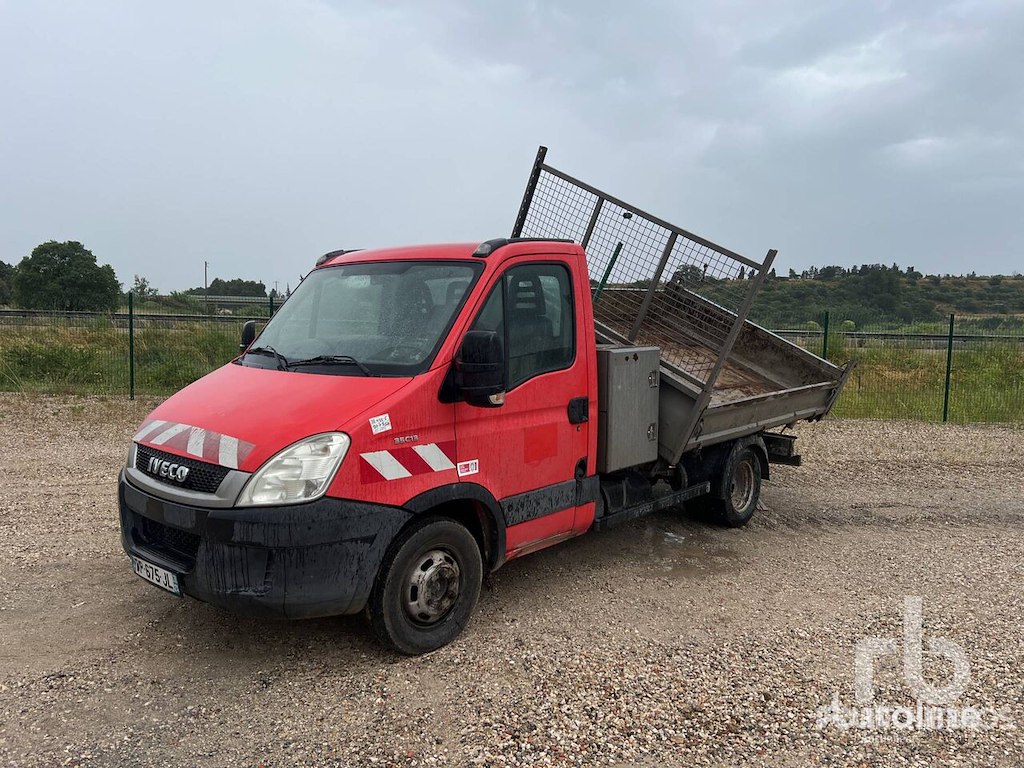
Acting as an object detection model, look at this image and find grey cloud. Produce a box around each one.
[0,0,1020,292]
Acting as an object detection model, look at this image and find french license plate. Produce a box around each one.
[130,555,181,596]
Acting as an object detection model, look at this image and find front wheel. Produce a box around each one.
[368,517,483,655]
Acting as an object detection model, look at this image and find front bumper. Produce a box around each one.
[118,471,412,618]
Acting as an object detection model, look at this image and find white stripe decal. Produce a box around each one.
[413,443,456,472]
[186,428,207,457]
[361,451,413,480]
[152,422,190,445]
[218,435,239,469]
[133,420,167,442]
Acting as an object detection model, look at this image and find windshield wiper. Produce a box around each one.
[246,345,289,371]
[287,355,375,376]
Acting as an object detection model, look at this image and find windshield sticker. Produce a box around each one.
[369,413,392,435]
[457,459,479,477]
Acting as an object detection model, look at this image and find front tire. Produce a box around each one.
[368,517,483,655]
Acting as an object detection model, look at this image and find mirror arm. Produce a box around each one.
[240,320,257,352]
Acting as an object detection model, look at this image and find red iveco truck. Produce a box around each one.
[119,147,850,653]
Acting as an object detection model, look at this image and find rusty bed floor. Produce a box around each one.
[626,333,786,406]
[660,340,784,406]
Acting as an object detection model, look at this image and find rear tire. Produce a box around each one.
[368,517,483,655]
[706,446,761,527]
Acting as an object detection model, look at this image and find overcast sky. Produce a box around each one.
[1,0,1021,292]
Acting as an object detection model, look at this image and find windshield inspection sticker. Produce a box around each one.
[457,459,479,477]
[369,413,392,435]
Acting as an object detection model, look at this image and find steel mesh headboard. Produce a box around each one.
[512,146,775,391]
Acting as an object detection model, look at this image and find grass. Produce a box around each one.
[807,339,1024,423]
[0,318,240,395]
[1,316,1021,423]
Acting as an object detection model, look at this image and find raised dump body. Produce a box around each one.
[512,146,851,465]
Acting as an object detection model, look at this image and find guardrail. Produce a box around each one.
[0,308,266,324]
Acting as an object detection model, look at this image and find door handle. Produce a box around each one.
[567,396,589,425]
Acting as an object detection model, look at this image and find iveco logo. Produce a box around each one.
[147,456,190,484]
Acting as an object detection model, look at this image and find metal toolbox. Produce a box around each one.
[596,345,660,473]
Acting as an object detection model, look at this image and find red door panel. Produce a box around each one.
[453,258,589,558]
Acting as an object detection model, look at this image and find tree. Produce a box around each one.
[188,277,267,297]
[131,274,159,299]
[817,266,846,281]
[12,241,121,311]
[0,260,13,305]
[670,264,705,286]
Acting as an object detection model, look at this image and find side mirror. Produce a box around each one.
[455,330,505,407]
[240,320,257,352]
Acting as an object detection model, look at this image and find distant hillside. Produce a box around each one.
[738,264,1024,328]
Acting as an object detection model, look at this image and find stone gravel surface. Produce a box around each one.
[1,393,1022,767]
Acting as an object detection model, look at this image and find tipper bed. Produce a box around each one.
[512,146,852,465]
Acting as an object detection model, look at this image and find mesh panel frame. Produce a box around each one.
[516,163,772,387]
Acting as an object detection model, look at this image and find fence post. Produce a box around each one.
[942,312,954,422]
[593,241,623,303]
[128,292,135,401]
[269,294,275,316]
[821,310,830,360]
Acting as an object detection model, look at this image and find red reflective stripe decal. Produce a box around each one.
[134,419,255,469]
[359,441,457,483]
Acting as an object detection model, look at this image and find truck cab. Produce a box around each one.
[120,239,602,654]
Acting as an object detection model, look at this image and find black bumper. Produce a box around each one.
[118,472,412,619]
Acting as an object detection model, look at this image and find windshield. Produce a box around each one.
[240,261,481,376]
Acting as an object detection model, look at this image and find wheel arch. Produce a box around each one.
[403,483,507,571]
[719,434,769,492]
[683,433,770,500]
[740,434,770,485]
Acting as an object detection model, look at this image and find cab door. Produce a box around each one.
[453,258,590,558]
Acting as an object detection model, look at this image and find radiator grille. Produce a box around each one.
[136,444,229,494]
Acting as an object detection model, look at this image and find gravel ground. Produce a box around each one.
[1,393,1022,767]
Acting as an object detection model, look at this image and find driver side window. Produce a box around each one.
[468,263,575,390]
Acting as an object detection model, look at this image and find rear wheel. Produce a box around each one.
[368,517,483,655]
[706,446,761,527]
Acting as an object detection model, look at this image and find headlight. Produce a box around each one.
[236,433,350,507]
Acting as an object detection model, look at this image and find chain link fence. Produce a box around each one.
[758,312,1024,423]
[0,294,275,396]
[1,297,1021,424]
